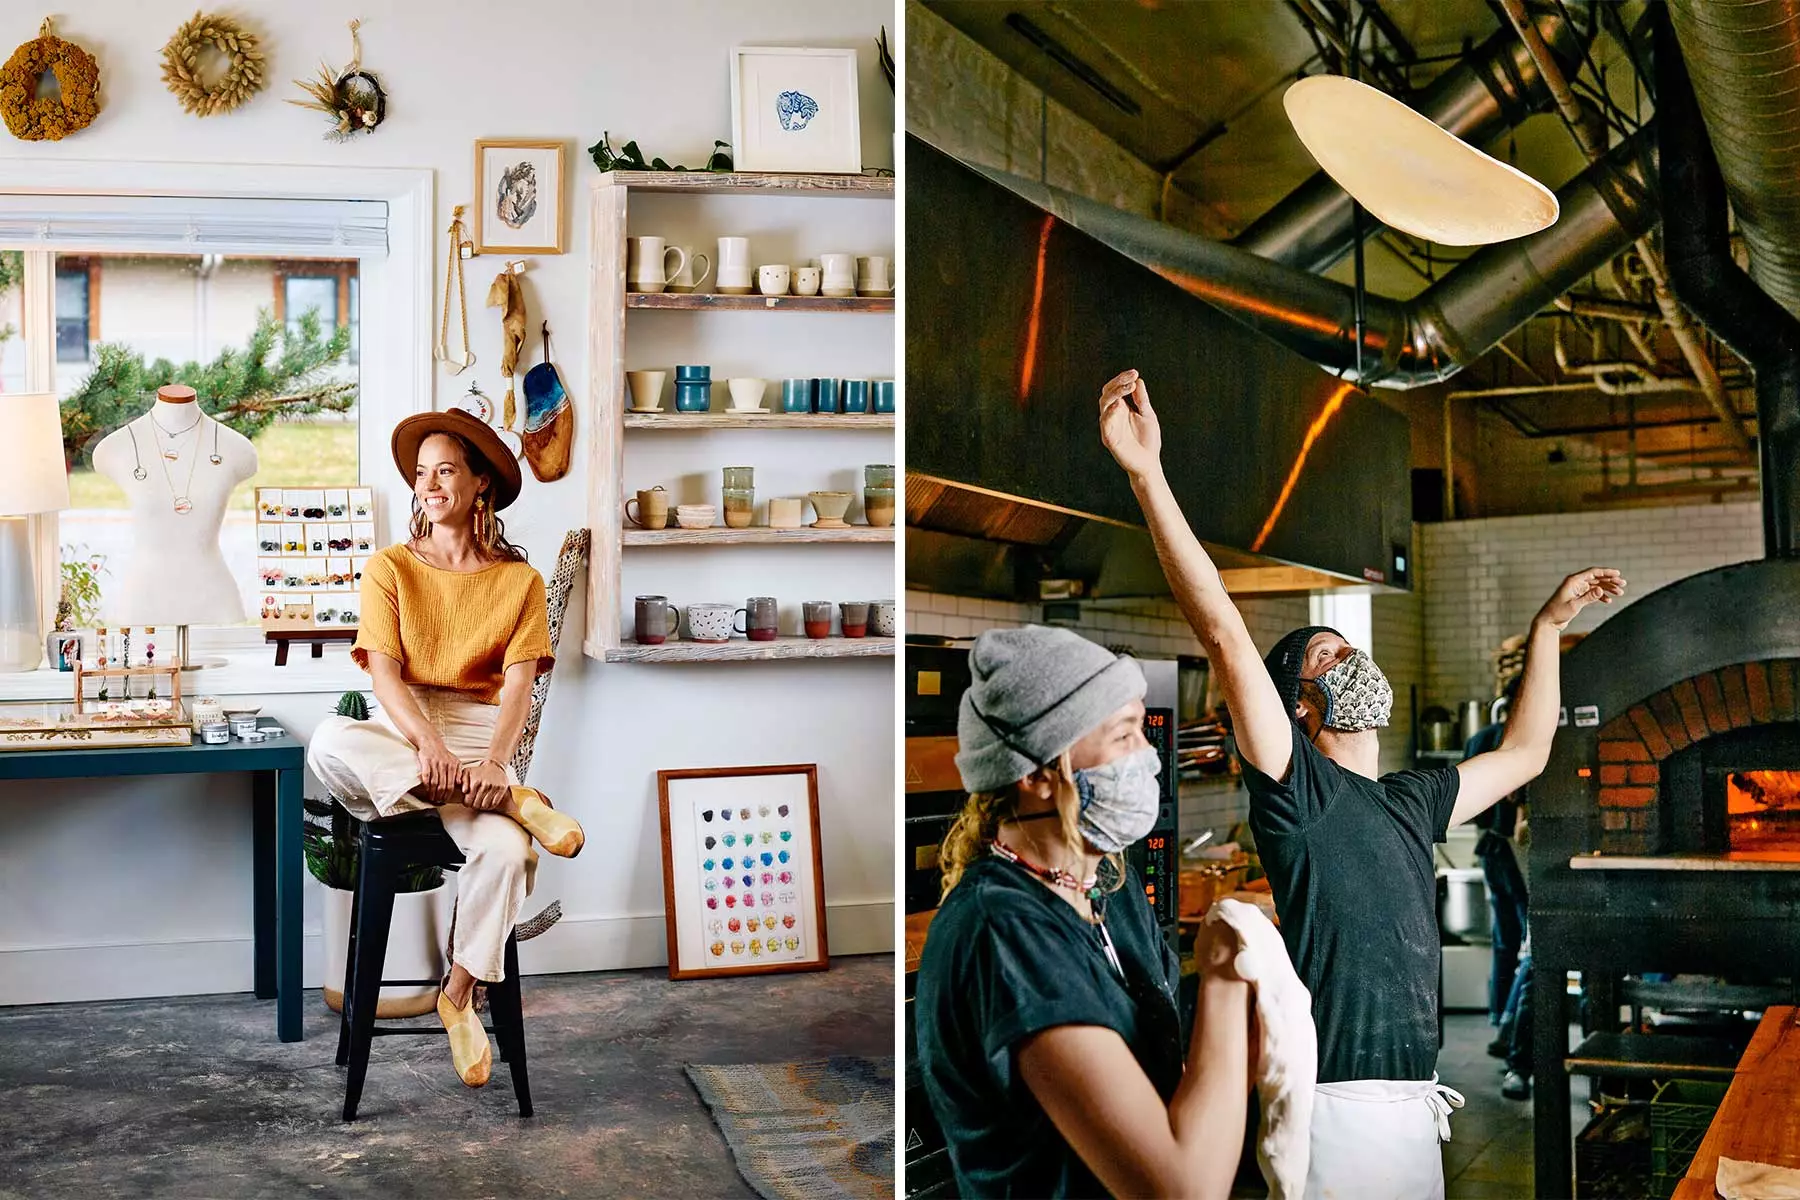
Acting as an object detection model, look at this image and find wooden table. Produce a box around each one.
[0,721,308,1042]
[1672,1006,1800,1199]
[263,625,356,666]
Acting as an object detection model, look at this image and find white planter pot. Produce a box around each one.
[322,883,449,1018]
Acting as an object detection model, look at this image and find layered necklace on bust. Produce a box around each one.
[125,405,223,515]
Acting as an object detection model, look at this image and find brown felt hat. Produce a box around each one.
[391,408,523,511]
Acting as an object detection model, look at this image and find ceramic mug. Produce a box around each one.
[734,596,778,642]
[803,600,833,639]
[635,595,680,645]
[793,266,821,296]
[768,497,803,528]
[727,378,766,411]
[757,265,791,296]
[840,601,870,638]
[667,248,712,293]
[627,237,686,294]
[674,380,711,412]
[716,237,752,294]
[675,364,711,380]
[626,486,670,530]
[842,379,870,413]
[687,603,734,643]
[871,600,896,637]
[781,378,813,413]
[873,379,896,414]
[855,255,892,294]
[813,378,841,414]
[626,370,667,412]
[819,252,856,297]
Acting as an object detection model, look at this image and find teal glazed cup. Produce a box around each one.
[675,364,711,381]
[781,378,813,413]
[873,379,895,413]
[813,378,841,414]
[842,379,870,413]
[674,380,712,412]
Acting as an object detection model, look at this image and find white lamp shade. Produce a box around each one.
[1283,74,1559,247]
[0,392,71,515]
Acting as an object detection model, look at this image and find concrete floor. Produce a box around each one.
[1438,1011,1590,1200]
[0,955,894,1200]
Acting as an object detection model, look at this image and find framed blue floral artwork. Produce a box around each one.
[730,47,863,174]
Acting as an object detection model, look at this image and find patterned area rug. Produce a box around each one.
[685,1056,895,1200]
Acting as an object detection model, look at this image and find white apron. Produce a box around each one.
[1302,1075,1464,1200]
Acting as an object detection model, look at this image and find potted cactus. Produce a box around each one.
[309,689,449,1017]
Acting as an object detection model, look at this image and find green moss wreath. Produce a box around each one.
[0,19,101,142]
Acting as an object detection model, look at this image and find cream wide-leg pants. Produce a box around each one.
[307,686,537,982]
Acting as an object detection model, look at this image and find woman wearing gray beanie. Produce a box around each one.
[914,624,1254,1198]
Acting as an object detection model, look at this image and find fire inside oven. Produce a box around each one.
[1724,769,1800,857]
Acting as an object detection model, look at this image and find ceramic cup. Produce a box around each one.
[873,379,896,413]
[870,600,896,637]
[768,496,803,528]
[757,264,791,296]
[674,364,711,380]
[793,266,821,297]
[803,600,833,639]
[675,503,716,530]
[840,601,870,638]
[627,237,686,294]
[781,378,813,413]
[716,237,752,294]
[842,379,870,413]
[855,255,893,295]
[727,378,767,411]
[809,490,853,528]
[626,486,670,530]
[687,603,734,643]
[626,370,667,412]
[734,596,779,642]
[723,466,754,529]
[635,595,680,645]
[813,378,841,414]
[819,252,856,297]
[674,380,712,412]
[864,464,895,527]
[667,248,712,294]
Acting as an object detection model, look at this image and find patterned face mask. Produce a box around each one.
[1073,746,1163,853]
[1314,649,1393,731]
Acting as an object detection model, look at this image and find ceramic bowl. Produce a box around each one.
[808,491,853,527]
[675,504,717,530]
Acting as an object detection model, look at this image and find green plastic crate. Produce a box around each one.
[1649,1079,1729,1198]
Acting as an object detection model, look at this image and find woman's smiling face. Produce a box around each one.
[414,432,488,529]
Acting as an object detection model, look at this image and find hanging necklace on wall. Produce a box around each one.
[434,204,475,373]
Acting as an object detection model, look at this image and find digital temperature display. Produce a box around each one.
[1126,706,1179,930]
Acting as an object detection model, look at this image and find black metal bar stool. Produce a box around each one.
[336,809,533,1120]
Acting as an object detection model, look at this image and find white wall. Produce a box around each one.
[1418,501,1764,709]
[0,0,896,1005]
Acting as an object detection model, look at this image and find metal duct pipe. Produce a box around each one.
[1233,9,1591,273]
[1667,0,1800,320]
[970,126,1657,389]
[1656,10,1800,558]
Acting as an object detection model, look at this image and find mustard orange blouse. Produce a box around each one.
[351,544,552,704]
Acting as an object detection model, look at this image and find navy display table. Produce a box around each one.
[0,720,307,1041]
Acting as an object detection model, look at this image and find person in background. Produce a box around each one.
[914,625,1262,1199]
[1461,674,1529,1052]
[1495,944,1535,1100]
[1097,367,1623,1199]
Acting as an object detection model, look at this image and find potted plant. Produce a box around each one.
[49,545,107,668]
[307,690,449,1017]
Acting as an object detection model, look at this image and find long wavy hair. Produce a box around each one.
[407,431,528,563]
[938,752,1124,900]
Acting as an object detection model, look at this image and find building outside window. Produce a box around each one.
[54,261,90,363]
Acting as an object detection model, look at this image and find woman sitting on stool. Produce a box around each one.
[309,408,584,1089]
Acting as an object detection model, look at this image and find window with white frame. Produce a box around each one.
[0,193,389,656]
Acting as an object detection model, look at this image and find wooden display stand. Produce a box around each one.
[262,622,358,665]
[72,660,182,715]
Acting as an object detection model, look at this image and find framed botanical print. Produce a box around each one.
[473,138,566,254]
[658,764,829,980]
[729,47,862,174]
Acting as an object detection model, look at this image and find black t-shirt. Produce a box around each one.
[914,856,1183,1198]
[1243,723,1460,1083]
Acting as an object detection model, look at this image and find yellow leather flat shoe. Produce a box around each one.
[436,986,492,1088]
[512,787,585,858]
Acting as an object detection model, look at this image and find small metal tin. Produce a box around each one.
[230,715,260,739]
[241,730,265,743]
[261,724,286,739]
[199,721,230,745]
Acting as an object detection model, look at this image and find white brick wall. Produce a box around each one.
[1418,501,1763,708]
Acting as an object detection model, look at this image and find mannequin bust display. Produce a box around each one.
[90,385,258,625]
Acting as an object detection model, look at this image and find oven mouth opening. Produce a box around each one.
[1724,769,1800,858]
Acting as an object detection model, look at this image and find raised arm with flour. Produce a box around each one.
[1098,368,1624,1200]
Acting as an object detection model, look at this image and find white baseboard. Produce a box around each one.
[0,900,896,1007]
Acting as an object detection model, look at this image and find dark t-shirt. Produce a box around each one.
[914,856,1183,1198]
[1243,724,1460,1083]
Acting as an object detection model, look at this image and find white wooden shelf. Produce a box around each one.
[623,525,894,547]
[593,171,893,196]
[623,412,893,431]
[602,636,896,663]
[626,292,892,312]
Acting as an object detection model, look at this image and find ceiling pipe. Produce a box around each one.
[970,124,1657,389]
[1553,293,1661,322]
[1656,7,1800,558]
[1497,0,1754,458]
[1234,8,1592,274]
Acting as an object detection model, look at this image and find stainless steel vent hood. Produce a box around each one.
[906,136,1413,603]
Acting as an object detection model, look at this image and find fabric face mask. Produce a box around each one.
[1073,747,1163,853]
[1315,649,1393,731]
